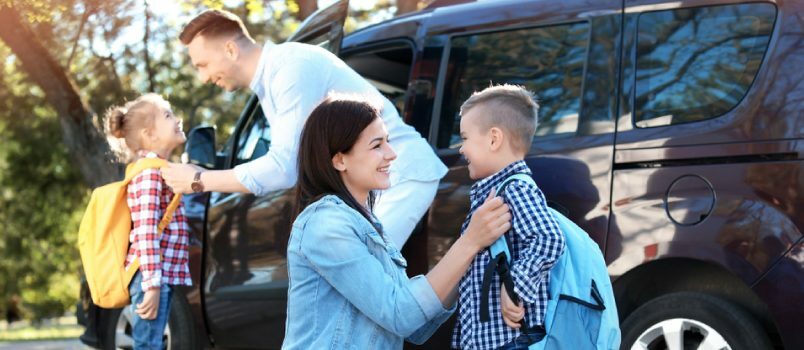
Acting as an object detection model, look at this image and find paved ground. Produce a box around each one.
[0,339,89,350]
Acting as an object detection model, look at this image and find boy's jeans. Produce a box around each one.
[129,272,172,350]
[498,325,547,350]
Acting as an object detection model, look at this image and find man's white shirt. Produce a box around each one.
[234,41,447,196]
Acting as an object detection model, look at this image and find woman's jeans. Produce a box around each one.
[498,325,547,350]
[129,272,172,350]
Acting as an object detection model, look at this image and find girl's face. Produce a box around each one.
[333,117,397,204]
[150,105,186,155]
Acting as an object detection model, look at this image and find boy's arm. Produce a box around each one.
[505,181,565,304]
[128,169,163,292]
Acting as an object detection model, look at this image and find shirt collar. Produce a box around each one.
[249,41,276,96]
[136,150,162,159]
[470,160,531,202]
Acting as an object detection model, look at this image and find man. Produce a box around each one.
[162,9,447,248]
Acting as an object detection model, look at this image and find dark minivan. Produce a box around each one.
[79,0,803,349]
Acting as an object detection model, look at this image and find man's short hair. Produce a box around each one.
[460,84,539,153]
[179,9,253,45]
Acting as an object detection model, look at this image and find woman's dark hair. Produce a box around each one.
[294,96,383,232]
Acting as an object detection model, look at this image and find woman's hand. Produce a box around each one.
[135,288,161,320]
[463,188,512,252]
[501,285,525,329]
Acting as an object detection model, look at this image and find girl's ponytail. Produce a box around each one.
[105,106,128,139]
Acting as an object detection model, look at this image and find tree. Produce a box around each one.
[0,4,120,188]
[396,0,419,16]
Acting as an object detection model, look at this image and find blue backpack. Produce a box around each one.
[484,173,621,350]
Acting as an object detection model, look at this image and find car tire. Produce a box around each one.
[100,293,199,350]
[621,292,772,350]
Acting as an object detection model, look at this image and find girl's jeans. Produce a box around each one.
[129,272,172,350]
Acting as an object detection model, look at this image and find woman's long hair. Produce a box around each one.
[294,97,383,233]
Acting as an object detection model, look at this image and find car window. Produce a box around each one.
[634,3,775,128]
[234,106,269,166]
[344,45,413,115]
[437,22,590,149]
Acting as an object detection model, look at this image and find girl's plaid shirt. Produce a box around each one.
[124,152,192,291]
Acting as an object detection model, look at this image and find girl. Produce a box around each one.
[105,93,191,349]
[283,97,512,349]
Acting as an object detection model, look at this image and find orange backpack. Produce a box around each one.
[77,158,182,308]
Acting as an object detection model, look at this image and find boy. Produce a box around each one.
[453,85,565,349]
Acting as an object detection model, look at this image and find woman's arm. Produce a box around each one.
[299,202,448,337]
[425,189,512,307]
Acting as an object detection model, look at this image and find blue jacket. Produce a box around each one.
[283,195,453,349]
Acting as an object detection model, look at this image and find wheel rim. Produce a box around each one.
[115,306,172,350]
[630,318,730,350]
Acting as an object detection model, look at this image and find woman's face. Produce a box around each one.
[333,117,397,204]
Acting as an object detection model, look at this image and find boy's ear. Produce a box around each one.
[489,127,504,151]
[332,152,346,172]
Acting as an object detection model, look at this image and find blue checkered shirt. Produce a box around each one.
[452,160,565,349]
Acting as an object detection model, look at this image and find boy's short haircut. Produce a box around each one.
[179,9,254,45]
[460,84,539,153]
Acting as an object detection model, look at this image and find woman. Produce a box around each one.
[282,97,512,349]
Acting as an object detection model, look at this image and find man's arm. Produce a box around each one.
[161,164,248,194]
[163,58,326,195]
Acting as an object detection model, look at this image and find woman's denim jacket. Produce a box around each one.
[282,195,454,349]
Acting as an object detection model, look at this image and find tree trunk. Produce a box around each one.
[296,0,318,21]
[143,0,156,92]
[0,5,120,188]
[396,0,419,16]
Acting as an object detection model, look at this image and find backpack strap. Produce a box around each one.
[123,158,183,283]
[479,173,535,324]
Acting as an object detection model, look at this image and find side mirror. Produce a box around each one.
[184,126,216,169]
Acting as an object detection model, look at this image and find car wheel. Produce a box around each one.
[101,293,198,350]
[621,292,772,350]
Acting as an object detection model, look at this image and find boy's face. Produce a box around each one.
[459,106,496,180]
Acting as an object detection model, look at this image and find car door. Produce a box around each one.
[202,1,348,348]
[426,0,623,268]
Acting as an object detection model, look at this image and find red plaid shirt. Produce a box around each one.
[125,152,192,291]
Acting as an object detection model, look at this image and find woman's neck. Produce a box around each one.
[343,182,369,209]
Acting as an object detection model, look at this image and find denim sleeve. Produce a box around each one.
[506,181,566,304]
[299,203,449,337]
[405,292,455,345]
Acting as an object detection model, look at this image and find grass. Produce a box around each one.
[0,316,83,341]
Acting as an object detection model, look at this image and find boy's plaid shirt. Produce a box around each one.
[125,152,192,292]
[452,160,565,349]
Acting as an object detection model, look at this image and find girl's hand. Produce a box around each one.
[463,188,511,251]
[135,288,161,320]
[501,285,525,329]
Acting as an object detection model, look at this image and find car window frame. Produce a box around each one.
[629,2,778,129]
[431,18,594,155]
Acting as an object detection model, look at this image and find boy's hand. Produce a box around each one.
[464,188,512,251]
[501,285,525,329]
[135,288,161,320]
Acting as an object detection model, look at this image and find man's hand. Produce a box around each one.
[463,188,512,251]
[161,163,204,194]
[135,288,161,320]
[501,285,525,329]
